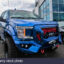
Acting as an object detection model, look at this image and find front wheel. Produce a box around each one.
[4,37,19,58]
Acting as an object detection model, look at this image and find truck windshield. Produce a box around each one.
[10,10,42,19]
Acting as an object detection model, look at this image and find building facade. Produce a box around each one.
[34,0,64,21]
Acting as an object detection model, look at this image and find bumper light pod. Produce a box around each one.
[20,44,32,49]
[25,45,28,48]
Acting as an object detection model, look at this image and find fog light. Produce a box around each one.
[20,44,32,49]
[21,44,24,47]
[25,45,28,48]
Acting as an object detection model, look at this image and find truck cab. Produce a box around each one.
[0,10,62,58]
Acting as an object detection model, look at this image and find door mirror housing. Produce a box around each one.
[0,17,3,21]
[0,17,6,22]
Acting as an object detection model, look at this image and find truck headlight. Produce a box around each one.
[16,26,33,39]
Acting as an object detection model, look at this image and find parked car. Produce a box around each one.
[58,22,64,44]
[0,10,62,58]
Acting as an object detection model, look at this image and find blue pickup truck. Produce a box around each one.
[0,10,62,58]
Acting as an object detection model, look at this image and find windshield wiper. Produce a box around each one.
[11,17,43,19]
[25,17,43,19]
[11,17,26,19]
[24,17,39,19]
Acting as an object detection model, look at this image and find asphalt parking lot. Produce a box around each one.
[0,42,64,58]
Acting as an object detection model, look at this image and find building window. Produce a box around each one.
[53,13,64,21]
[59,4,64,12]
[52,0,58,4]
[52,0,64,21]
[59,0,64,4]
[47,14,50,21]
[53,13,59,21]
[59,13,64,21]
[53,4,58,12]
[39,0,50,21]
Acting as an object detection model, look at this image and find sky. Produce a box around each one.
[0,0,35,14]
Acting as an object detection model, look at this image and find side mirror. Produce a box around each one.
[0,17,3,21]
[0,17,6,22]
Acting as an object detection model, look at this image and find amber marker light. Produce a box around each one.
[24,28,26,37]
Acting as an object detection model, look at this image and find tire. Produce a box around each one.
[4,37,19,58]
[0,41,6,58]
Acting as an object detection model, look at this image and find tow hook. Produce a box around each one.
[41,49,45,54]
[56,45,59,48]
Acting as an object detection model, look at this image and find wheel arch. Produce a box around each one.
[4,31,15,44]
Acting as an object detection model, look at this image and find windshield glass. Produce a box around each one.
[10,10,42,19]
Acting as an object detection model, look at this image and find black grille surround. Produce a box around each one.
[43,32,58,39]
[42,39,59,48]
[43,27,59,39]
[33,24,59,44]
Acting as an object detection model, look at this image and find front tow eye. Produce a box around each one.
[41,49,45,54]
[56,45,60,48]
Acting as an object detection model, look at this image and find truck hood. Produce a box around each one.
[10,19,58,26]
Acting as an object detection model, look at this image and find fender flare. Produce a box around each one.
[5,25,16,37]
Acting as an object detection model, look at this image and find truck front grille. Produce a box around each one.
[42,27,58,39]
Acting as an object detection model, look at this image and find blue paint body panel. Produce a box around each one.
[0,13,62,54]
